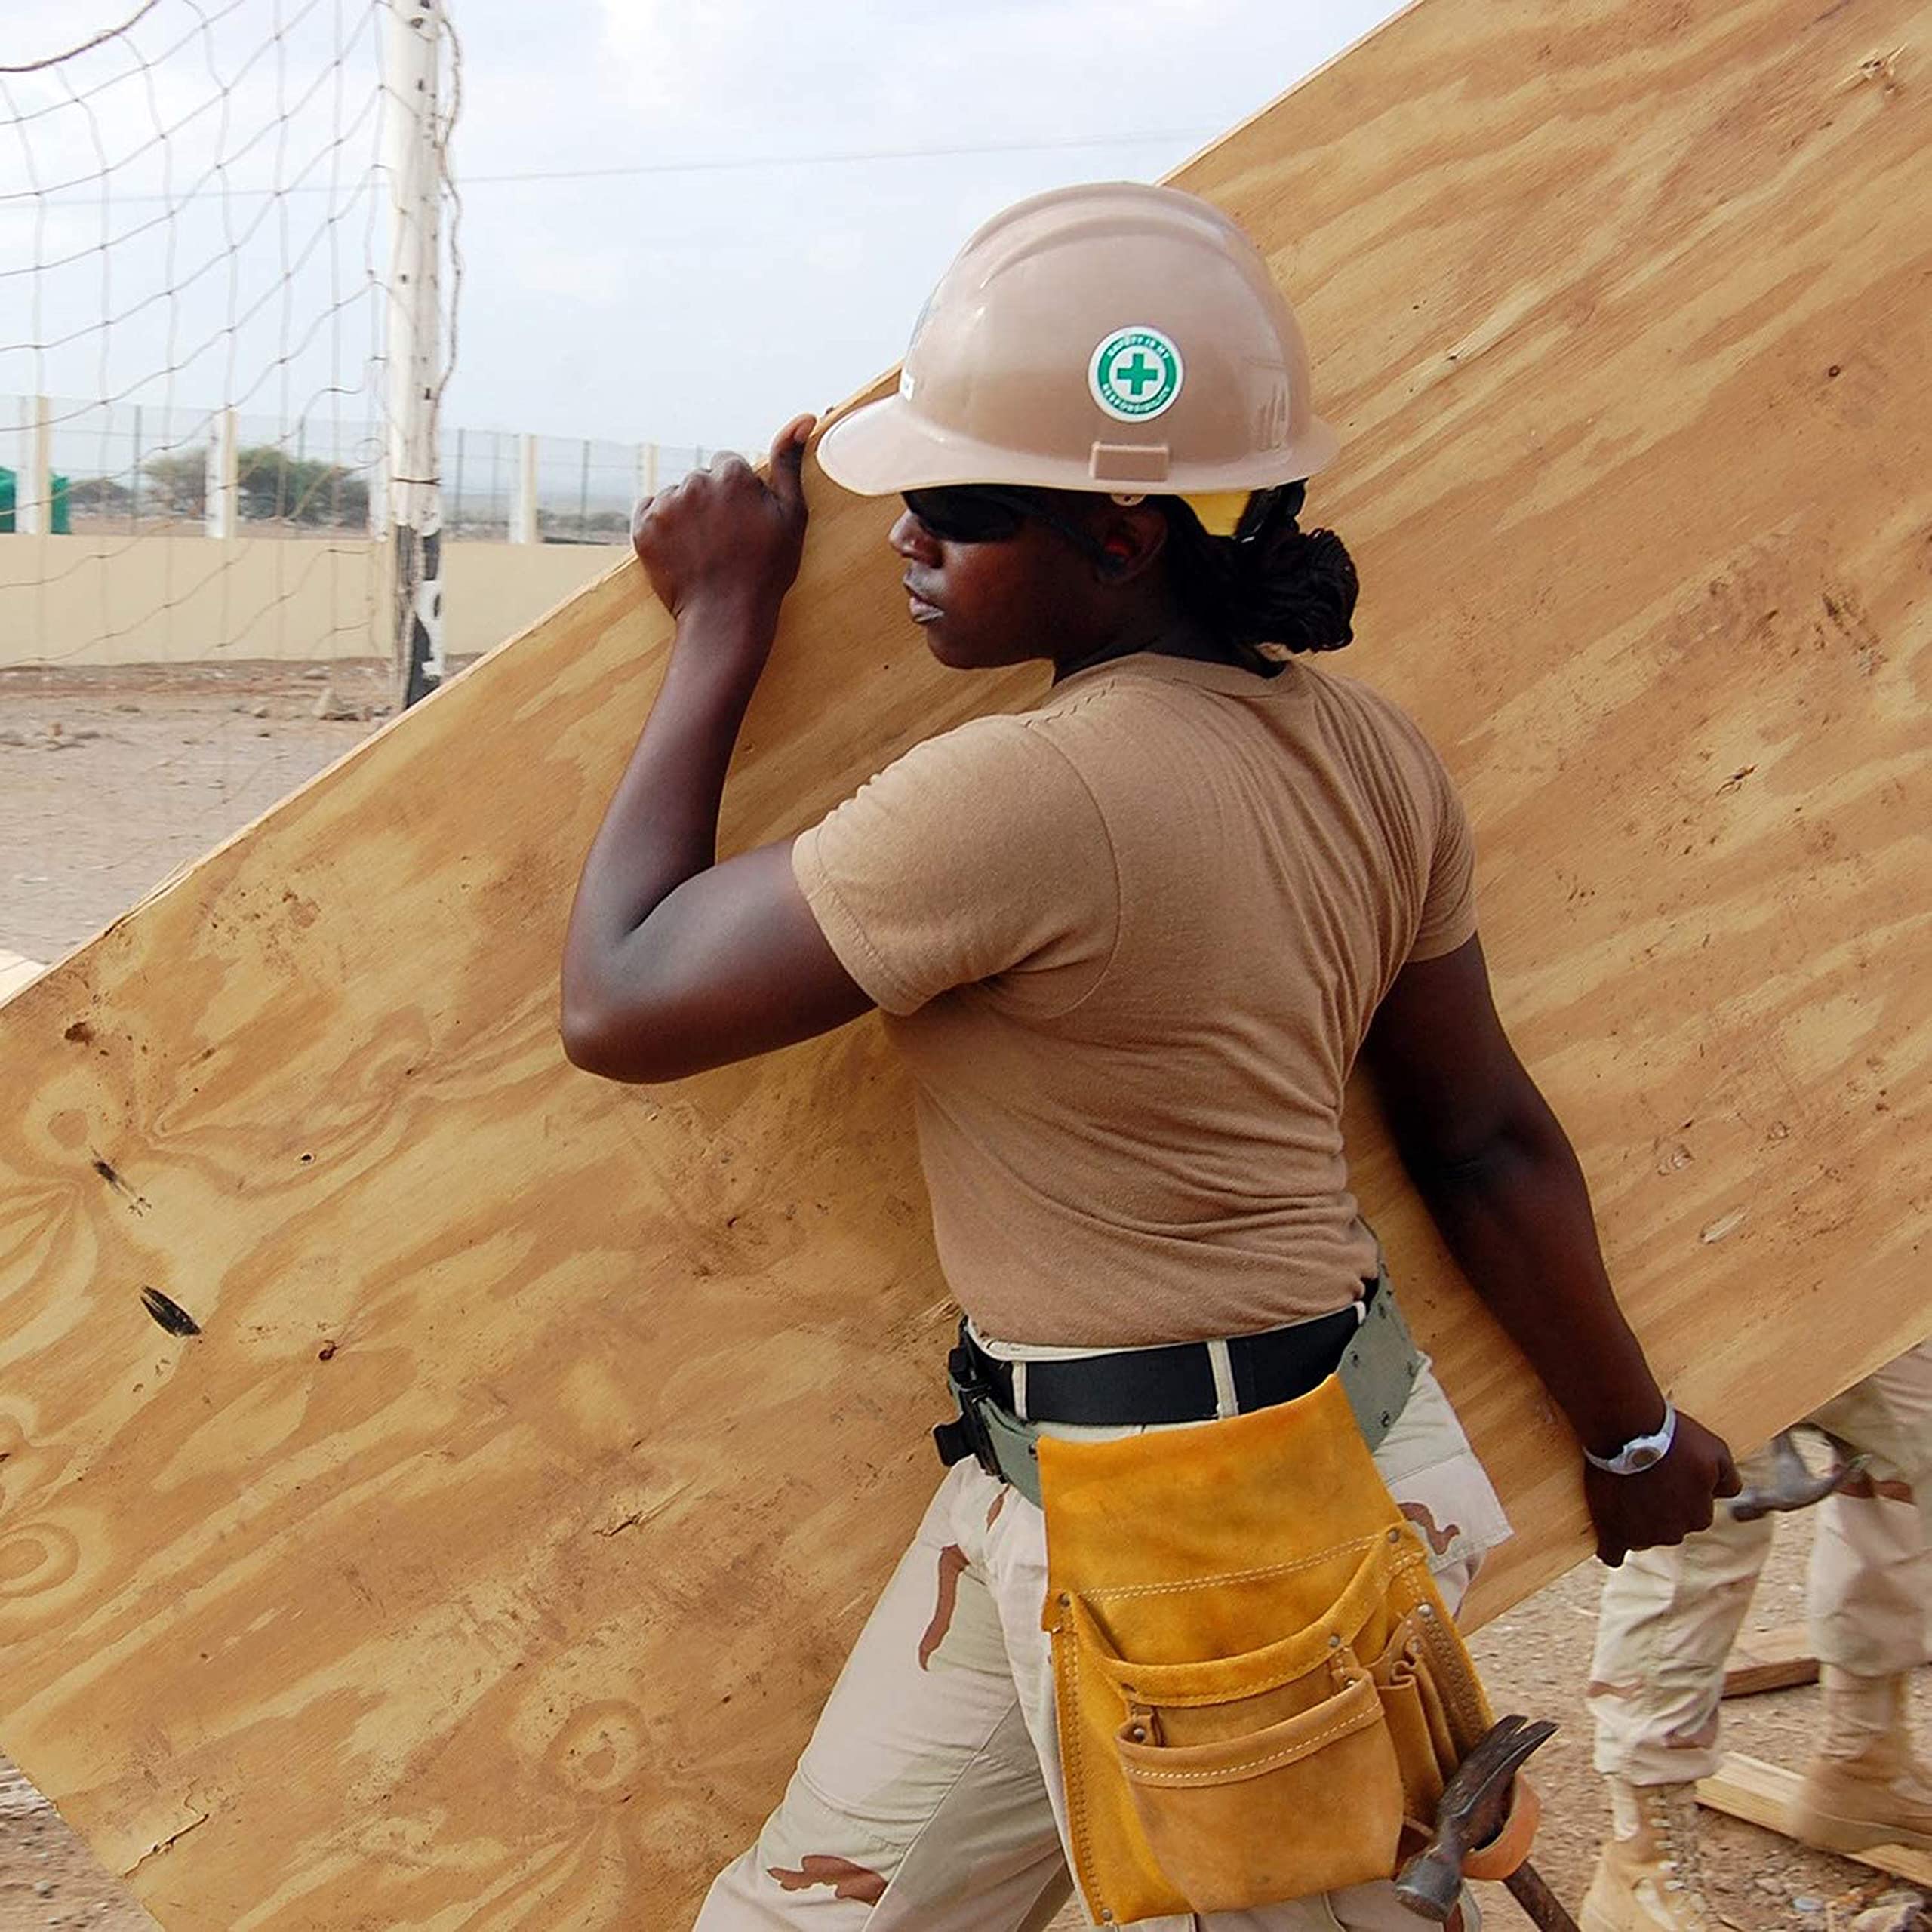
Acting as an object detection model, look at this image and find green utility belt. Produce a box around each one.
[934,1275,1425,1509]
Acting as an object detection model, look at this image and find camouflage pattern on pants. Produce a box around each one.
[695,1361,1510,1930]
[1589,1340,1932,1786]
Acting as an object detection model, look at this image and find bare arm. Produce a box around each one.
[560,418,872,1083]
[1362,932,1738,1563]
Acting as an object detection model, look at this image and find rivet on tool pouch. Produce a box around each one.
[1039,1374,1496,1924]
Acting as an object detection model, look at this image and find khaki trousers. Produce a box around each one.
[696,1362,1510,1930]
[1589,1341,1932,1786]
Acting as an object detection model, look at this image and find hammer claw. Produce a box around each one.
[1436,1714,1556,1819]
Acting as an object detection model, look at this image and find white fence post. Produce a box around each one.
[637,441,657,503]
[17,395,51,535]
[511,432,538,543]
[205,408,239,537]
[382,0,445,708]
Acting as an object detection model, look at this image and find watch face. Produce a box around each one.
[1629,1444,1663,1471]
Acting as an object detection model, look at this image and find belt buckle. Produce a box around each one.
[934,1341,1008,1482]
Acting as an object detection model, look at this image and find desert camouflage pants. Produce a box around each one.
[1589,1340,1932,1786]
[695,1361,1511,1930]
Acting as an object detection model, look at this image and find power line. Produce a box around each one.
[32,125,1219,205]
[460,127,1219,186]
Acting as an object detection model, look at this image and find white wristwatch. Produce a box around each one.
[1583,1398,1678,1475]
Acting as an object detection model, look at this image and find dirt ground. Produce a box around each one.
[0,661,1921,1932]
[0,659,399,969]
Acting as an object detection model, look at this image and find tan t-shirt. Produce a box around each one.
[791,651,1477,1347]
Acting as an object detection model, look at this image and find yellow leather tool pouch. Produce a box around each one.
[1039,1374,1493,1924]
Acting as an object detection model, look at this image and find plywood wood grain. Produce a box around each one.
[2,0,1929,1922]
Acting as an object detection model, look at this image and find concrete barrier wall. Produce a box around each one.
[0,535,626,667]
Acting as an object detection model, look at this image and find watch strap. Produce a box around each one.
[1583,1397,1678,1475]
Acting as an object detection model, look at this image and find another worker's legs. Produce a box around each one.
[1587,1460,1777,1785]
[1583,1340,1932,1928]
[1790,1341,1932,1855]
[1581,1450,1778,1932]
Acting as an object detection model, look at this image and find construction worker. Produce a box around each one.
[1584,1341,1932,1932]
[561,183,1740,1929]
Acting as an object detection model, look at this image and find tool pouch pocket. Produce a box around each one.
[1041,1376,1493,1925]
[1113,1651,1399,1909]
[1368,1606,1464,1825]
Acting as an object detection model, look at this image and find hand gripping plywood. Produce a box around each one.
[3,1,1929,1922]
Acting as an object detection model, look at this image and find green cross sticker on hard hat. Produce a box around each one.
[1089,325,1183,422]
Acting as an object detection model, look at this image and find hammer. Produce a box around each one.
[1727,1428,1869,1523]
[1394,1714,1581,1932]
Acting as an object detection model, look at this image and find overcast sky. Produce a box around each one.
[5,0,1405,462]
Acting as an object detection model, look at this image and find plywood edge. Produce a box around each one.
[1151,0,1430,185]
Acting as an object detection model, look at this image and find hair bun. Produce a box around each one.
[1160,483,1358,666]
[1238,523,1357,656]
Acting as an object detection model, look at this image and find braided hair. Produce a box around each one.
[1158,481,1358,674]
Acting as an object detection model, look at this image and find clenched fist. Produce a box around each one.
[632,414,814,638]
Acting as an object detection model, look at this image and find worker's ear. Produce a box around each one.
[1093,503,1167,583]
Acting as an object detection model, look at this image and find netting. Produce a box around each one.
[0,0,448,666]
[0,4,756,991]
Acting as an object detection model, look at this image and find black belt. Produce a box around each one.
[953,1277,1380,1430]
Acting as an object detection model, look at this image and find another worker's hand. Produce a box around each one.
[1584,1410,1741,1567]
[632,414,814,638]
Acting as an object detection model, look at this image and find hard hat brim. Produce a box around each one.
[817,392,1339,498]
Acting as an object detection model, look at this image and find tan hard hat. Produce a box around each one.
[818,181,1337,500]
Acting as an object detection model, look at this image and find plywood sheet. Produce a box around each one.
[2,0,1929,1922]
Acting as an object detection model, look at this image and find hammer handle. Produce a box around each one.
[1505,1860,1583,1932]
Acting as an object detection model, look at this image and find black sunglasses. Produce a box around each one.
[902,485,1109,563]
[901,485,1038,543]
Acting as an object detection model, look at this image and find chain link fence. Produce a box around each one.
[8,395,732,544]
[7,397,381,536]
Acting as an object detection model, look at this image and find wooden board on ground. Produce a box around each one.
[1724,1626,1820,1700]
[0,950,43,1000]
[1699,1755,1932,1889]
[2,0,1930,1923]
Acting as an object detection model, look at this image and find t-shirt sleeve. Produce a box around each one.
[790,715,1119,1017]
[1409,759,1478,961]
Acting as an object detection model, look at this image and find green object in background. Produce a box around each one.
[0,466,72,534]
